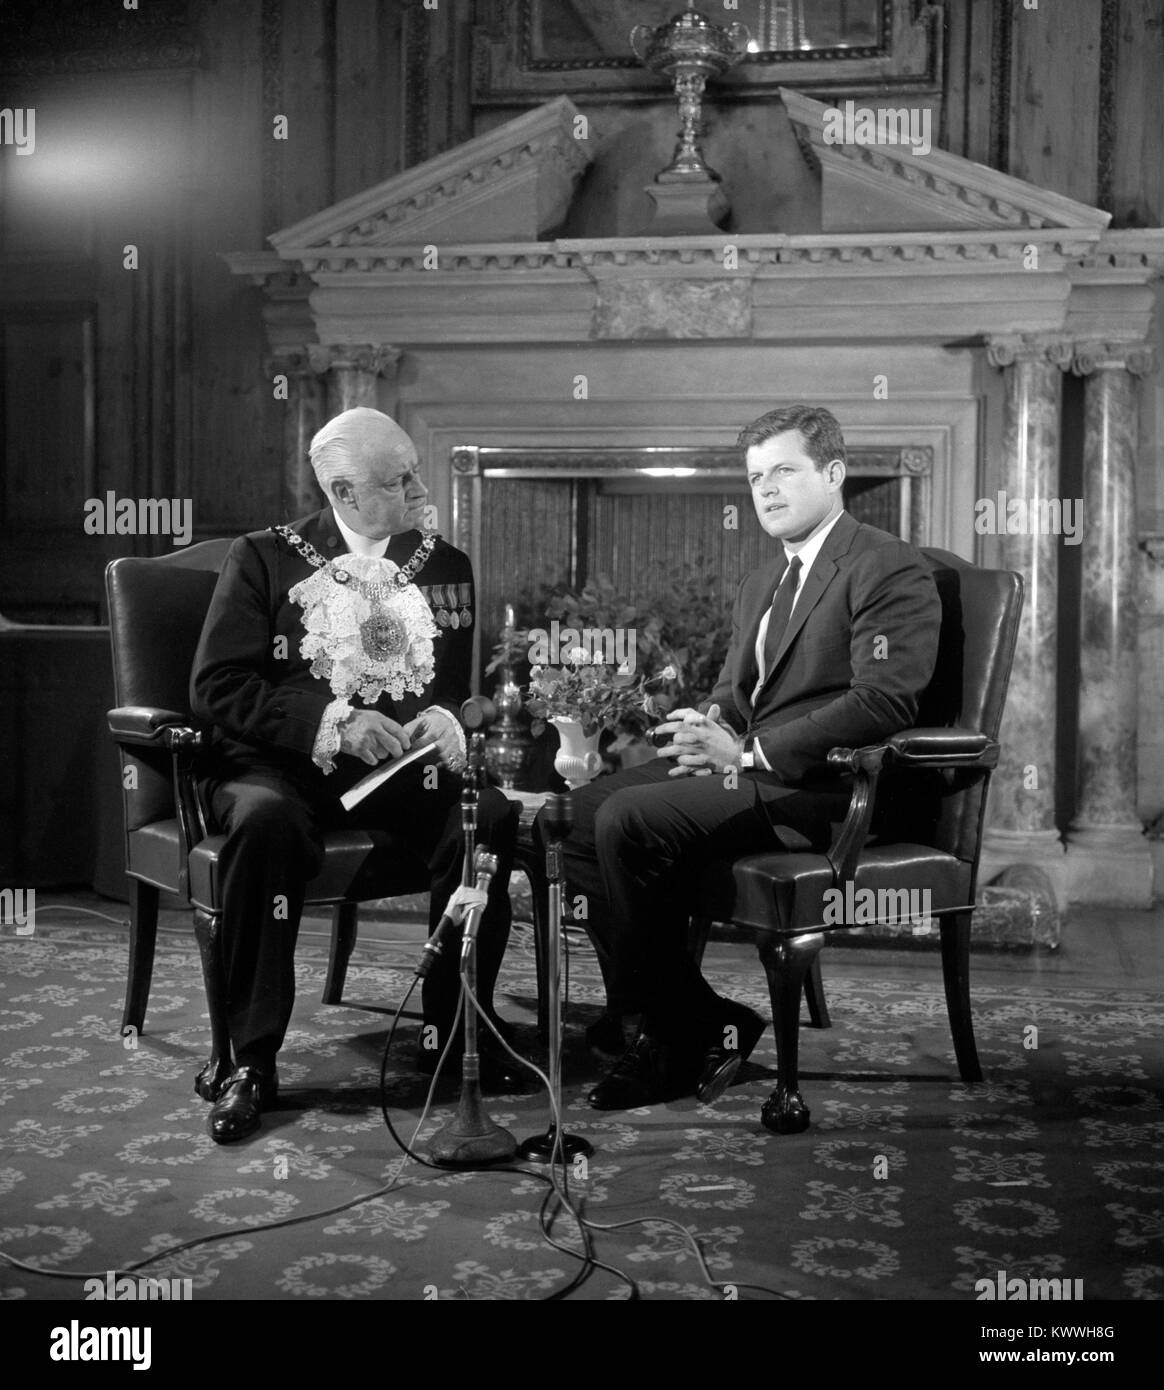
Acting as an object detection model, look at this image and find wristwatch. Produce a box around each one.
[738,737,755,771]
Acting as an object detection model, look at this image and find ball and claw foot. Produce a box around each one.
[760,1084,811,1135]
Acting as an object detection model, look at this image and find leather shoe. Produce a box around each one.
[587,1032,699,1110]
[209,1065,278,1144]
[697,1002,766,1104]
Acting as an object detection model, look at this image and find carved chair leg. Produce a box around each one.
[758,931,824,1135]
[940,910,983,1083]
[803,953,831,1029]
[323,902,359,1006]
[688,915,713,970]
[192,907,234,1101]
[122,878,159,1036]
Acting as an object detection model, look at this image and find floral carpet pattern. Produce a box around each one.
[1,918,1162,1301]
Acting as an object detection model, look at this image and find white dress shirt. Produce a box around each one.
[746,510,845,770]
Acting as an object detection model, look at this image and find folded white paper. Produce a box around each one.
[340,741,438,811]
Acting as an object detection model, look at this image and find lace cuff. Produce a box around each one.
[423,705,467,769]
[313,698,355,774]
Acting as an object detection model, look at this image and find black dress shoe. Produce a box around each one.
[587,1032,699,1111]
[697,1002,766,1104]
[209,1065,278,1144]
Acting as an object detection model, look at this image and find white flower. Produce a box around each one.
[566,646,590,665]
[661,664,678,681]
[616,662,630,676]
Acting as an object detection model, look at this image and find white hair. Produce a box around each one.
[308,407,414,498]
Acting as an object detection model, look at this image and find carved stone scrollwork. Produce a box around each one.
[306,344,402,380]
[900,447,934,475]
[1072,342,1156,378]
[305,344,402,414]
[985,334,1074,370]
[263,350,316,380]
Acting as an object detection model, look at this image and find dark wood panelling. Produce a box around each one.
[1009,0,1102,206]
[1110,0,1164,226]
[0,305,95,527]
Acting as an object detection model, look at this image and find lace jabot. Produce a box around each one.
[288,552,438,703]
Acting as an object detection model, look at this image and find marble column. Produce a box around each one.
[267,350,326,517]
[980,335,1073,907]
[307,343,402,418]
[1066,342,1155,905]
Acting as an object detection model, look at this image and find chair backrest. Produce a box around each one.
[873,548,1023,866]
[106,539,233,831]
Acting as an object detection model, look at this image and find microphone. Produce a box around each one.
[461,695,497,731]
[460,848,499,962]
[543,792,574,843]
[415,854,494,979]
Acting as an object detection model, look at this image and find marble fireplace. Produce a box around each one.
[227,94,1164,910]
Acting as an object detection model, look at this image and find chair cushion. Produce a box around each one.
[127,820,185,891]
[182,829,430,913]
[698,844,974,936]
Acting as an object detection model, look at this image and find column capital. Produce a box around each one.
[985,334,1075,370]
[1071,341,1156,377]
[306,343,403,379]
[263,348,320,379]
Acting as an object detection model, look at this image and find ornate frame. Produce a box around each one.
[472,0,943,104]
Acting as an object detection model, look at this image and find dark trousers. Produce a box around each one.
[544,757,845,1041]
[205,761,518,1068]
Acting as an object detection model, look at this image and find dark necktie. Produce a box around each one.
[761,553,802,682]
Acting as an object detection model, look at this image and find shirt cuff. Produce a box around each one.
[752,737,773,772]
[313,698,354,774]
[422,705,467,767]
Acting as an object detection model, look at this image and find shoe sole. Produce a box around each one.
[696,1015,766,1104]
[696,1052,744,1104]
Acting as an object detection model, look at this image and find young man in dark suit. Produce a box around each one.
[546,404,942,1119]
[190,407,519,1142]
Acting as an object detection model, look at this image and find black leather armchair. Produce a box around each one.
[106,540,434,1100]
[695,547,1023,1134]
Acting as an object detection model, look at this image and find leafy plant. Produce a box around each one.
[525,652,678,738]
[484,558,733,736]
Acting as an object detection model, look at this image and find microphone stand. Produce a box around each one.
[518,791,593,1164]
[429,732,517,1168]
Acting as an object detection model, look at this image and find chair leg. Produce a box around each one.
[940,910,983,1083]
[192,907,234,1101]
[757,931,824,1135]
[803,953,831,1029]
[687,915,713,970]
[121,878,159,1036]
[323,902,359,1006]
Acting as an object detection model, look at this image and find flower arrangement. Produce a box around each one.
[486,561,732,736]
[525,650,679,739]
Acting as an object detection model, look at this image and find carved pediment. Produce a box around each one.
[781,89,1110,235]
[269,96,592,256]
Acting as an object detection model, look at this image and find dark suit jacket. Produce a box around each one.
[705,511,941,788]
[189,507,474,798]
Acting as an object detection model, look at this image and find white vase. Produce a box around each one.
[550,716,603,789]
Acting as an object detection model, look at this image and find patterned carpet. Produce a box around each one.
[1,915,1162,1302]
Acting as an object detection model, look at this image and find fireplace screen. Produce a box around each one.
[451,444,932,690]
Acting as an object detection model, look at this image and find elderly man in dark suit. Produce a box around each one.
[546,404,941,1120]
[190,407,519,1143]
